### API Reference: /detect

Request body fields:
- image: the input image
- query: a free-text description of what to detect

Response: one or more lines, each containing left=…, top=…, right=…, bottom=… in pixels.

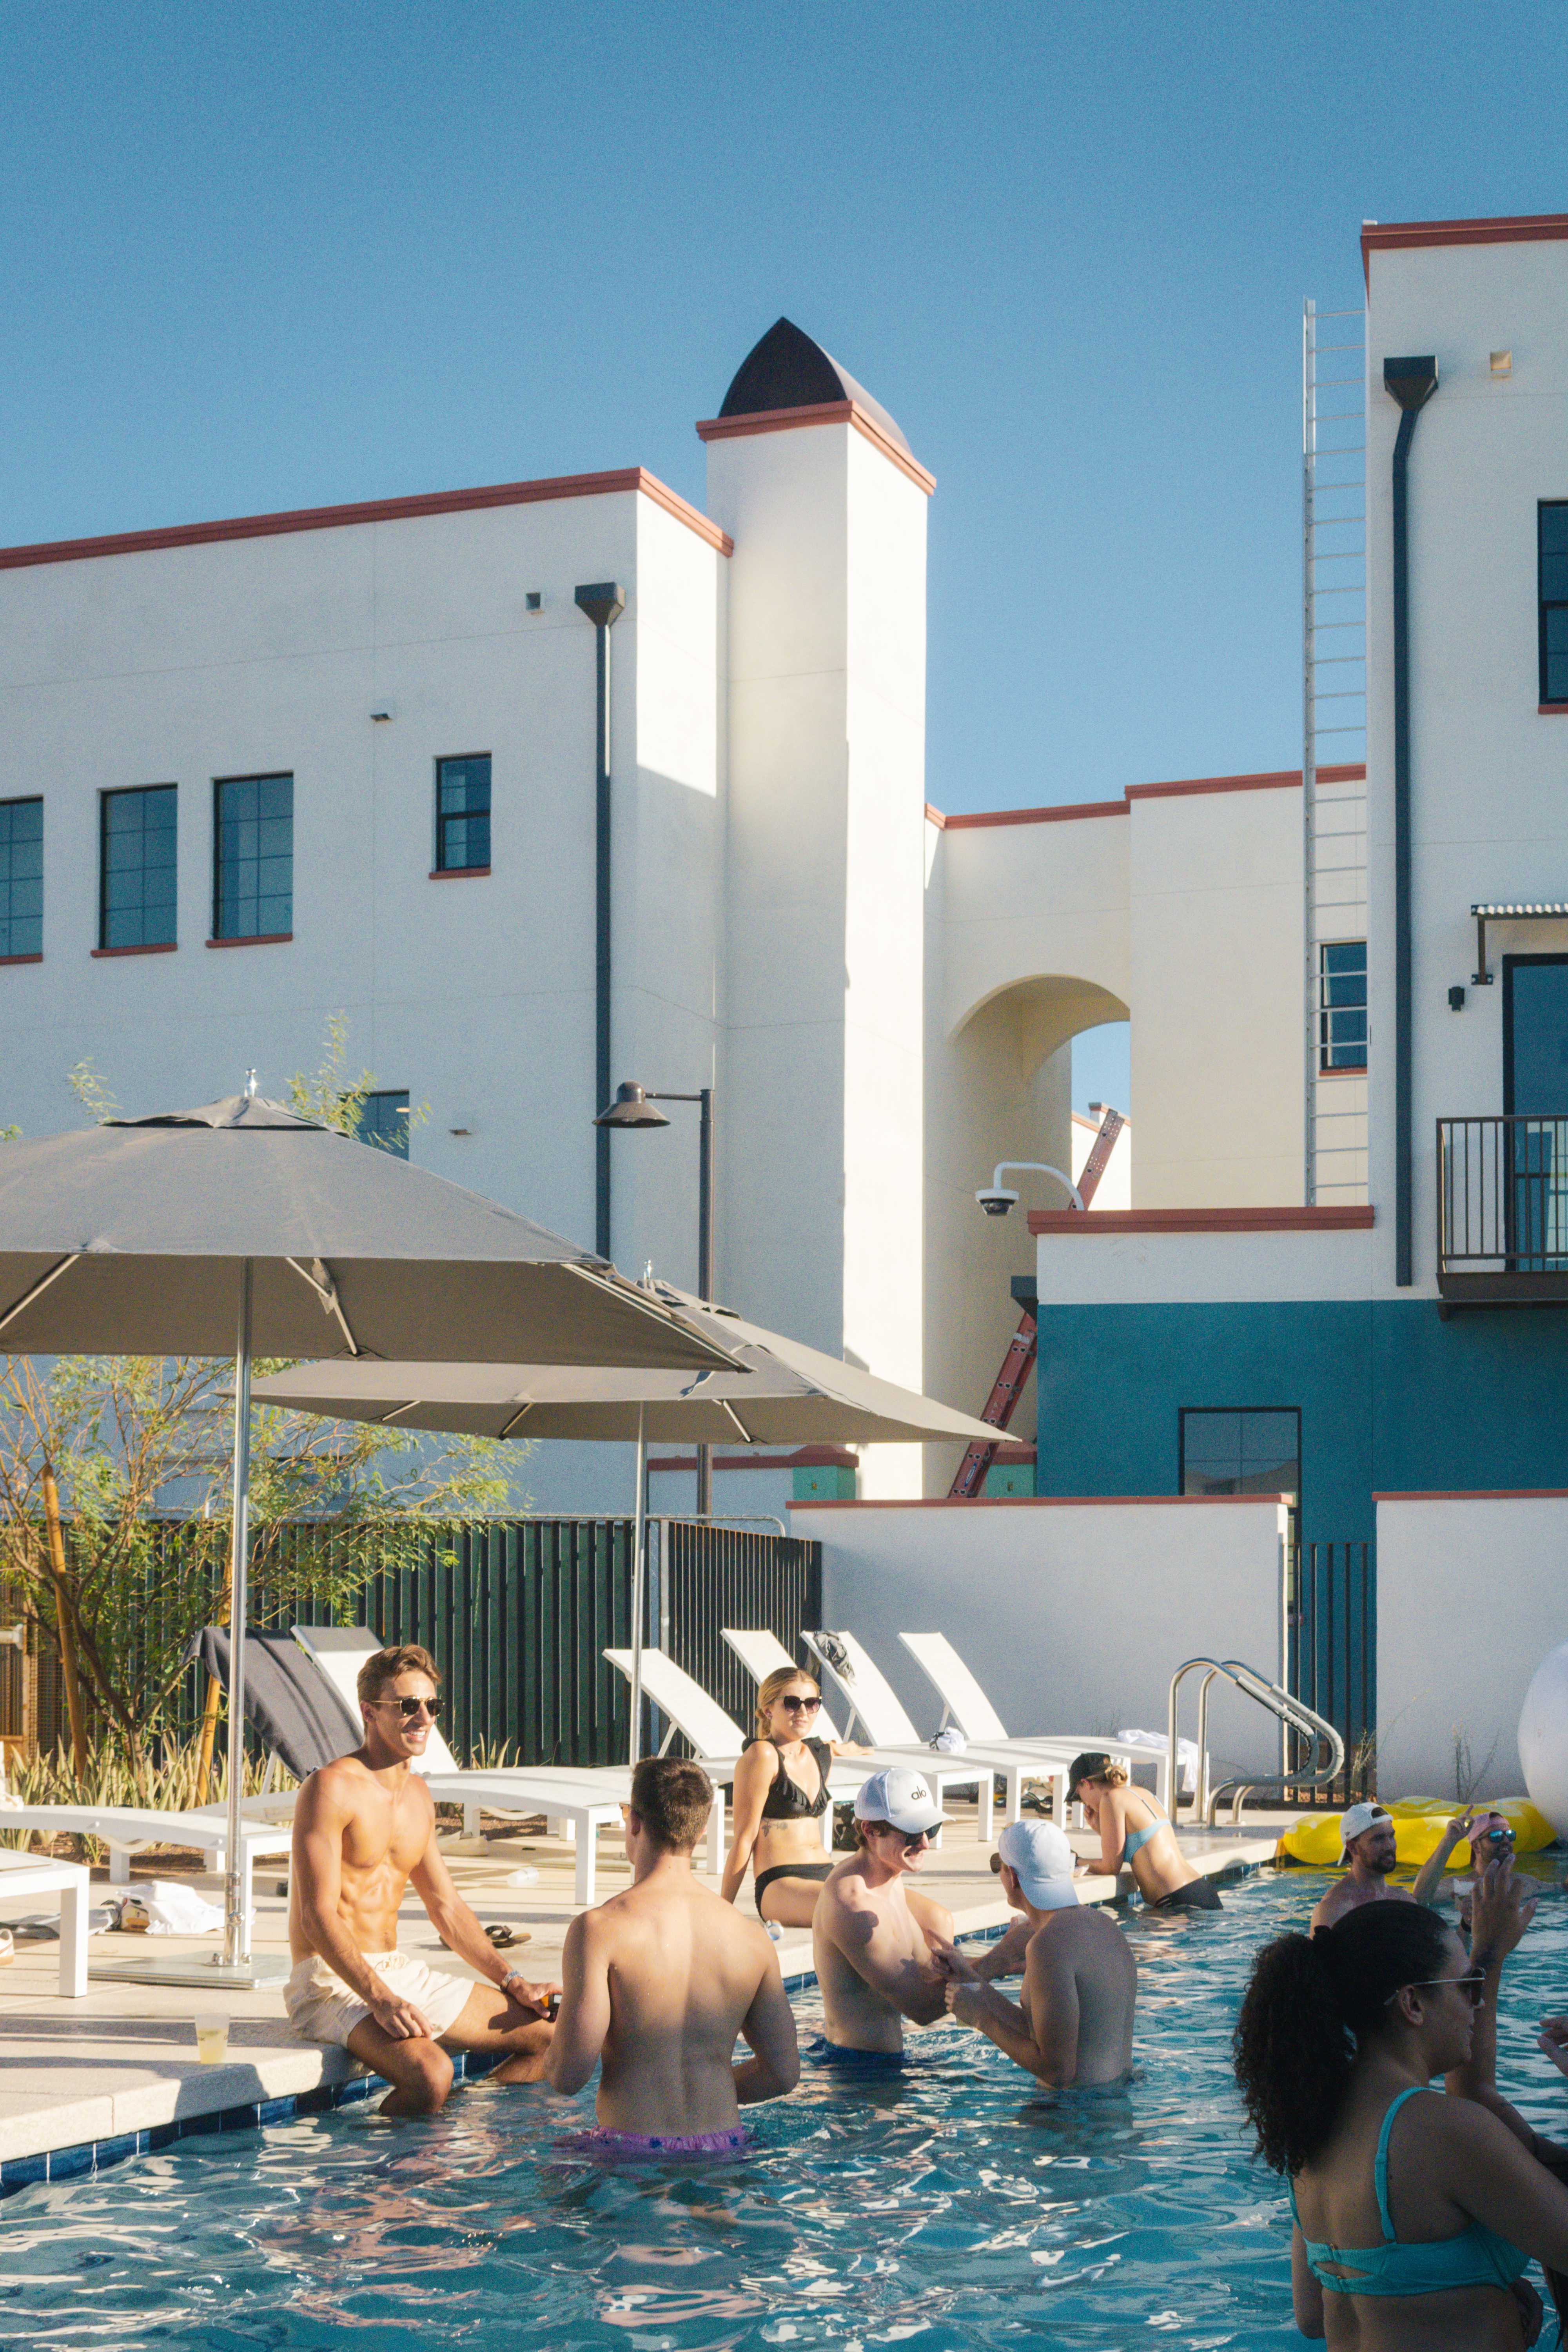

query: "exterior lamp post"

left=593, top=1080, right=716, bottom=1513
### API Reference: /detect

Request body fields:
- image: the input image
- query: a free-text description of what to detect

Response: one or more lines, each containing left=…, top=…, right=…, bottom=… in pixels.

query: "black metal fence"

left=1286, top=1539, right=1374, bottom=1806
left=2, top=1517, right=823, bottom=1771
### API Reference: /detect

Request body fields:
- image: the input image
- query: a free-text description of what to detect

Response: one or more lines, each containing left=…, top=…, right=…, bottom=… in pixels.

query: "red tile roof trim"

left=924, top=763, right=1363, bottom=832
left=1027, top=1205, right=1374, bottom=1235
left=696, top=402, right=936, bottom=495
left=789, top=1493, right=1291, bottom=1510
left=0, top=466, right=733, bottom=572
left=1363, top=212, right=1568, bottom=286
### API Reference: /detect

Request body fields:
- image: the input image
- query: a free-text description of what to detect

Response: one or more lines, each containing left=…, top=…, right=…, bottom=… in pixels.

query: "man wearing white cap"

left=925, top=1822, right=1136, bottom=2086
left=1308, top=1800, right=1411, bottom=1931
left=812, top=1768, right=955, bottom=2056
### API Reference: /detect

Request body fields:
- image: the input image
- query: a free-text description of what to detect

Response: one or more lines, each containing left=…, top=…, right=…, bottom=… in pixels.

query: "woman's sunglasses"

left=779, top=1695, right=821, bottom=1714
left=1389, top=1971, right=1486, bottom=2009
left=370, top=1695, right=443, bottom=1722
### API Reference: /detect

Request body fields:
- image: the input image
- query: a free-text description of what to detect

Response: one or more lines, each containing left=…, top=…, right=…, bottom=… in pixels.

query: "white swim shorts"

left=285, top=1947, right=475, bottom=2050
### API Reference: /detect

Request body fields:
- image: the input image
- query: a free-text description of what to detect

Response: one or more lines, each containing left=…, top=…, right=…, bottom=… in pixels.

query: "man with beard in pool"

left=1310, top=1800, right=1481, bottom=1932
left=288, top=1644, right=559, bottom=2117
left=811, top=1769, right=955, bottom=2059
left=545, top=1755, right=800, bottom=2156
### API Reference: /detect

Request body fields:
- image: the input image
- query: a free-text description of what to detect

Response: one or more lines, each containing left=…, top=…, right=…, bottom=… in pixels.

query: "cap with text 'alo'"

left=854, top=1767, right=945, bottom=1835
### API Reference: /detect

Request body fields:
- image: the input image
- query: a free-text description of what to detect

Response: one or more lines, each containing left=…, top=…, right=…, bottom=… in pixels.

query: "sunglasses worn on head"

left=371, top=1695, right=443, bottom=1721
left=1388, top=1971, right=1486, bottom=2010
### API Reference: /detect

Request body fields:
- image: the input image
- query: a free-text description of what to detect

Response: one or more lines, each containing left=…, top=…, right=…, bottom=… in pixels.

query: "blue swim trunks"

left=803, top=2034, right=907, bottom=2072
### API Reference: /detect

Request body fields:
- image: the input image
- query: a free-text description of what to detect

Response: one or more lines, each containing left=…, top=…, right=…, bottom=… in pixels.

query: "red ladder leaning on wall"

left=948, top=1108, right=1125, bottom=1499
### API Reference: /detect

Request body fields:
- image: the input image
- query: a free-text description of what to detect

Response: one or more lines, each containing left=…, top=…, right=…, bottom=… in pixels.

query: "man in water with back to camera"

left=1310, top=1800, right=1488, bottom=1932
left=925, top=1820, right=1137, bottom=2086
left=544, top=1755, right=799, bottom=2156
left=288, top=1643, right=559, bottom=2117
left=811, top=1769, right=955, bottom=2060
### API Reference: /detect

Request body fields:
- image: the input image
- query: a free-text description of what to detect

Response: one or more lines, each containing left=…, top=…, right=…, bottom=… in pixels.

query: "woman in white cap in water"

left=1068, top=1750, right=1219, bottom=1912
left=926, top=1820, right=1137, bottom=2085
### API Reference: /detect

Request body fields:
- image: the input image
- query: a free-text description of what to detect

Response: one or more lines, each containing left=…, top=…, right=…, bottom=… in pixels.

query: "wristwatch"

left=499, top=1966, right=530, bottom=1998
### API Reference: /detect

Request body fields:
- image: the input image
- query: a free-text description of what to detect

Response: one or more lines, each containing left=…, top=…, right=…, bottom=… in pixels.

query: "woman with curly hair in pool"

left=1234, top=1884, right=1568, bottom=2346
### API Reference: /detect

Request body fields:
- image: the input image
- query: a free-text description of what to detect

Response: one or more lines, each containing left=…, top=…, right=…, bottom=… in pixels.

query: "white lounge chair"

left=0, top=1805, right=290, bottom=1921
left=291, top=1624, right=634, bottom=1904
left=803, top=1627, right=1073, bottom=1829
left=0, top=1851, right=90, bottom=1996
left=896, top=1630, right=1180, bottom=1812
left=615, top=1644, right=994, bottom=1846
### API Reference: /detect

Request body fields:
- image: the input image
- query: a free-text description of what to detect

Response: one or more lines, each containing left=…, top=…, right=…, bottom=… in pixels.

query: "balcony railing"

left=1437, top=1116, right=1568, bottom=1302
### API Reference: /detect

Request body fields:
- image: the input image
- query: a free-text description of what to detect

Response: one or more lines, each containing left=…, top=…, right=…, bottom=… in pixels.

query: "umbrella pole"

left=629, top=1405, right=646, bottom=1766
left=222, top=1260, right=253, bottom=1969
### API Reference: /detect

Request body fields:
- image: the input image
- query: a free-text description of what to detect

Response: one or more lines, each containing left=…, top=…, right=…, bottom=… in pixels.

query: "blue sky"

left=3, top=3, right=1564, bottom=1111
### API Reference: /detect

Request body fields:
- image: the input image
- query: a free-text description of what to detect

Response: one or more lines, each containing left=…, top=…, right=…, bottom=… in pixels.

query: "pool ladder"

left=1168, top=1657, right=1345, bottom=1828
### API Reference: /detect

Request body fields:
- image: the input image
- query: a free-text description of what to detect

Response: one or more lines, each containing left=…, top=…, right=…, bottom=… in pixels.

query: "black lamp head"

left=593, top=1081, right=670, bottom=1131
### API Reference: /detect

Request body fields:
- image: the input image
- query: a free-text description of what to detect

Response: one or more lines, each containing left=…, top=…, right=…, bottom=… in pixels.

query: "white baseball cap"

left=994, top=1820, right=1080, bottom=1911
left=854, top=1767, right=945, bottom=1836
left=1338, top=1801, right=1392, bottom=1862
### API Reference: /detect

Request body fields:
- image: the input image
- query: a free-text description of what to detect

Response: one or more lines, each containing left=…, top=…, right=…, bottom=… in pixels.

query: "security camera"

left=974, top=1187, right=1019, bottom=1218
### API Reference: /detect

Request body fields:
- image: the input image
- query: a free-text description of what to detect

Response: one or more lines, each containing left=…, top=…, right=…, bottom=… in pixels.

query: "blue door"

left=1504, top=956, right=1568, bottom=1269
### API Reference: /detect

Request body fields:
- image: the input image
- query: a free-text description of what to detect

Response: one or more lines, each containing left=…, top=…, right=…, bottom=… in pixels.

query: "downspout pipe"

left=1383, top=358, right=1438, bottom=1289
left=576, top=582, right=626, bottom=1260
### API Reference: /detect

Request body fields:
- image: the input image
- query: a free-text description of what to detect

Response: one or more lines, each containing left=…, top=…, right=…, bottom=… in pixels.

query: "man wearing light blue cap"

left=926, top=1820, right=1137, bottom=2086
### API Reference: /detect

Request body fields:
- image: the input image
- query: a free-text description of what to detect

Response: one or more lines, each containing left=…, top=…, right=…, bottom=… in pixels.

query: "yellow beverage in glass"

left=195, top=2017, right=230, bottom=2064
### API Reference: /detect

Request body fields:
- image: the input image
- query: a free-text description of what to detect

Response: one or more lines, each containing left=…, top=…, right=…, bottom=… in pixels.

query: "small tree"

left=0, top=1024, right=518, bottom=1793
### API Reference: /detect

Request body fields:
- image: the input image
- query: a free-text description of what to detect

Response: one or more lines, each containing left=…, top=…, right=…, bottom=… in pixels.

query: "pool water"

left=5, top=1867, right=1568, bottom=2350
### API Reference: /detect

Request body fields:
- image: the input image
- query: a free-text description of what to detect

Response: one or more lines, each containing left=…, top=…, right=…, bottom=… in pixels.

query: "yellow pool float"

left=1279, top=1796, right=1556, bottom=1869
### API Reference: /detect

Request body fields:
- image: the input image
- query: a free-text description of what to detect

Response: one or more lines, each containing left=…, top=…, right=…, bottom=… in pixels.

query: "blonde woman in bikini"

left=721, top=1668, right=866, bottom=1928
left=1069, top=1749, right=1220, bottom=1913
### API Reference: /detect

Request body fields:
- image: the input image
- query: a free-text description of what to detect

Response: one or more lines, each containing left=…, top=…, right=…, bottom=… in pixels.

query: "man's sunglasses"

left=370, top=1695, right=443, bottom=1722
left=779, top=1695, right=821, bottom=1714
left=1388, top=1971, right=1486, bottom=2010
left=871, top=1823, right=933, bottom=1851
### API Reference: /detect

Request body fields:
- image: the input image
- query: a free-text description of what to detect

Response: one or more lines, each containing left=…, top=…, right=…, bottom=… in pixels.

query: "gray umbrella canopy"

left=0, top=1093, right=740, bottom=1981
left=0, top=1096, right=739, bottom=1369
left=250, top=1287, right=1002, bottom=1446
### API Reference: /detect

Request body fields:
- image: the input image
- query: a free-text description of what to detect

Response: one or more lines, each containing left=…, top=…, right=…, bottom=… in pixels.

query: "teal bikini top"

left=1289, top=2087, right=1532, bottom=2298
left=1121, top=1812, right=1160, bottom=1860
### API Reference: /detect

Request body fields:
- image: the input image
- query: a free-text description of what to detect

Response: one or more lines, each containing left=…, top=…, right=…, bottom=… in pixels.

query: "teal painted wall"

left=1034, top=1299, right=1568, bottom=1545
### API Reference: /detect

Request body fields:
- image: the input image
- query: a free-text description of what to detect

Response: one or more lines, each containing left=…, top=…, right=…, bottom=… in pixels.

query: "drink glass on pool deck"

left=195, top=2015, right=230, bottom=2065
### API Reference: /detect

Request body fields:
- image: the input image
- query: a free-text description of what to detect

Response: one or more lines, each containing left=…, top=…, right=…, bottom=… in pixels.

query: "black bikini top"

left=744, top=1735, right=833, bottom=1820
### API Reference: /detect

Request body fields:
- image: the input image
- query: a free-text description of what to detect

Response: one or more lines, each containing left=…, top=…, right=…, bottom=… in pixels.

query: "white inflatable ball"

left=1518, top=1641, right=1568, bottom=1839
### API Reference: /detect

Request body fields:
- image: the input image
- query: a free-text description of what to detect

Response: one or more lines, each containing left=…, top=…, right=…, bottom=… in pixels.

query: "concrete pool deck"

left=0, top=1809, right=1288, bottom=2181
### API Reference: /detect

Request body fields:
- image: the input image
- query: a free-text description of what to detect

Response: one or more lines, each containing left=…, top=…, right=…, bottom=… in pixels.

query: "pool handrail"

left=1167, top=1656, right=1345, bottom=1826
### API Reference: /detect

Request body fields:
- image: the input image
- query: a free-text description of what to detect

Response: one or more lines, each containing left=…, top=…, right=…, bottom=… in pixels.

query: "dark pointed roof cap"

left=719, top=319, right=911, bottom=456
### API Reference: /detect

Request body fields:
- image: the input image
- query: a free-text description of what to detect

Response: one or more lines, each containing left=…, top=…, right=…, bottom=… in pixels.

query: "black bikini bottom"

left=755, top=1861, right=836, bottom=1906
left=1152, top=1877, right=1222, bottom=1912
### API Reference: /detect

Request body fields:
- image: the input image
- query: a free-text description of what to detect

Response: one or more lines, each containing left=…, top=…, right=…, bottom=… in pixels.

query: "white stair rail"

left=1168, top=1656, right=1345, bottom=1827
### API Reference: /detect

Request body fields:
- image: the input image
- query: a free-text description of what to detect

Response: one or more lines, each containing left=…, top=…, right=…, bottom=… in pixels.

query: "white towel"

left=122, top=1879, right=227, bottom=1936
left=1116, top=1730, right=1201, bottom=1798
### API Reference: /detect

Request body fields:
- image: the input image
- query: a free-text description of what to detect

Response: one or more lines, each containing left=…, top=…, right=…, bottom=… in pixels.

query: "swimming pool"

left=5, top=1867, right=1568, bottom=2350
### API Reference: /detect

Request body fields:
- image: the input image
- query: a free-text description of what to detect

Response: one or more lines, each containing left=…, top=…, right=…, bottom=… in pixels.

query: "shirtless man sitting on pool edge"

left=812, top=1769, right=955, bottom=2059
left=545, top=1755, right=799, bottom=2155
left=288, top=1643, right=559, bottom=2117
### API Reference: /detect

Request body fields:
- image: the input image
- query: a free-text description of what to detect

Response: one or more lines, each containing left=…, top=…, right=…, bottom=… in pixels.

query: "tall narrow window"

left=214, top=774, right=292, bottom=941
left=435, top=754, right=491, bottom=873
left=1541, top=504, right=1568, bottom=704
left=0, top=798, right=43, bottom=960
left=1319, top=940, right=1368, bottom=1071
left=100, top=785, right=176, bottom=950
left=353, top=1089, right=410, bottom=1157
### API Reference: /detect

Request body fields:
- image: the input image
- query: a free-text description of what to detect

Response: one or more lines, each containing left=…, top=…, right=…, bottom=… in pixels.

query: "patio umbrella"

left=252, top=1282, right=1003, bottom=1758
left=0, top=1089, right=742, bottom=1984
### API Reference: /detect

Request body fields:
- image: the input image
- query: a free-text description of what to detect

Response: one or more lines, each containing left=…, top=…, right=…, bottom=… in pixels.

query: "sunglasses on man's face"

left=371, top=1695, right=443, bottom=1722
left=871, top=1823, right=931, bottom=1852
left=779, top=1695, right=821, bottom=1714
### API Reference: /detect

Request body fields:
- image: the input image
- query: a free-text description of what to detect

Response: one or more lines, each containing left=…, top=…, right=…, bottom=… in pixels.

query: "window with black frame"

left=100, top=785, right=176, bottom=950
left=1540, top=503, right=1568, bottom=704
left=213, top=774, right=292, bottom=942
left=1319, top=940, right=1367, bottom=1070
left=0, top=797, right=43, bottom=959
left=435, top=755, right=491, bottom=873
left=1180, top=1408, right=1301, bottom=1540
left=352, top=1089, right=410, bottom=1158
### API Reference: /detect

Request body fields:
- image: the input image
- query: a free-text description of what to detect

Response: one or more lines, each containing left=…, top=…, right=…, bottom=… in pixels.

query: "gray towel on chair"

left=189, top=1627, right=362, bottom=1780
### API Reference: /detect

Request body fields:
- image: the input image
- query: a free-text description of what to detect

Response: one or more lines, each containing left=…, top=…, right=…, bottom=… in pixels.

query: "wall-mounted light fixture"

left=525, top=591, right=543, bottom=611
left=1448, top=985, right=1466, bottom=1012
left=370, top=703, right=394, bottom=722
left=1490, top=350, right=1512, bottom=377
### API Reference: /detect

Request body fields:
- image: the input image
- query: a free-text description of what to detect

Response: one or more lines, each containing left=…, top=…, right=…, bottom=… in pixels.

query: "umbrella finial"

left=243, top=1070, right=258, bottom=1099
